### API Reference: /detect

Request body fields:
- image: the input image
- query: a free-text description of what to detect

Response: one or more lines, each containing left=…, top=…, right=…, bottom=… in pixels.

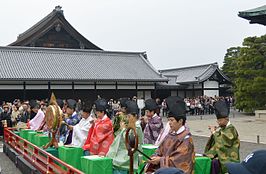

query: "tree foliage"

left=222, top=35, right=266, bottom=112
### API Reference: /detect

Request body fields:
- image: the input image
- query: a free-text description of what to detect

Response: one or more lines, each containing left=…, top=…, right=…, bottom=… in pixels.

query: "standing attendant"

left=143, top=99, right=163, bottom=144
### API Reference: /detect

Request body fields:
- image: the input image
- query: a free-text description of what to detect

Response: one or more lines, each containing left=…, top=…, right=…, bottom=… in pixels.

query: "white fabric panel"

left=0, top=85, right=24, bottom=89
left=74, top=85, right=94, bottom=89
left=138, top=85, right=155, bottom=90
left=26, top=85, right=48, bottom=89
left=50, top=85, right=72, bottom=89
left=117, top=85, right=136, bottom=89
left=96, top=85, right=116, bottom=89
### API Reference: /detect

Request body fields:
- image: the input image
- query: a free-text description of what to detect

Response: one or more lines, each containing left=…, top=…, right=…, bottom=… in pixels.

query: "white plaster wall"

left=204, top=90, right=219, bottom=97
left=203, top=80, right=218, bottom=88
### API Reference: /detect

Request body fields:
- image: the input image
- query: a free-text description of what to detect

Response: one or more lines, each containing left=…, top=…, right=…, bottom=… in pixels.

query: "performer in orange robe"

left=83, top=98, right=114, bottom=156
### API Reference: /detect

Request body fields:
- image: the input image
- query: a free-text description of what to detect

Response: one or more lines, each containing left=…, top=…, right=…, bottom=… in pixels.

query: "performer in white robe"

left=29, top=102, right=45, bottom=130
left=68, top=101, right=94, bottom=147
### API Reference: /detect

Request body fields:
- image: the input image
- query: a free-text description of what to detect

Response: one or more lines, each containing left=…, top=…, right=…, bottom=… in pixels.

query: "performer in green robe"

left=113, top=98, right=129, bottom=136
left=204, top=100, right=240, bottom=174
left=107, top=100, right=143, bottom=174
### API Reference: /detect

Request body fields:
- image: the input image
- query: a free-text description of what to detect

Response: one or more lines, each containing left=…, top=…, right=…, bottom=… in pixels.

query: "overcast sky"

left=0, top=1, right=265, bottom=70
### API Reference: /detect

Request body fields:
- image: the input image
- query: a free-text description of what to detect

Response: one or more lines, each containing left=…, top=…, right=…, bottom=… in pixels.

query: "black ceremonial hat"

left=126, top=100, right=139, bottom=115
left=82, top=101, right=92, bottom=113
left=56, top=99, right=64, bottom=109
left=214, top=100, right=229, bottom=119
left=166, top=96, right=186, bottom=120
left=119, top=98, right=130, bottom=108
left=94, top=98, right=108, bottom=111
left=66, top=99, right=76, bottom=110
left=29, top=100, right=40, bottom=109
left=144, top=99, right=158, bottom=111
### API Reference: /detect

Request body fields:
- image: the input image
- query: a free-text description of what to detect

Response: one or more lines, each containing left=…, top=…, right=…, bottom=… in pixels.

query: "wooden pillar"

left=115, top=82, right=118, bottom=99
left=135, top=82, right=138, bottom=97
left=201, top=83, right=204, bottom=96
left=154, top=82, right=157, bottom=99
left=94, top=82, right=97, bottom=100
left=23, top=82, right=26, bottom=100
left=192, top=84, right=195, bottom=97
left=72, top=82, right=75, bottom=99
left=48, top=81, right=51, bottom=98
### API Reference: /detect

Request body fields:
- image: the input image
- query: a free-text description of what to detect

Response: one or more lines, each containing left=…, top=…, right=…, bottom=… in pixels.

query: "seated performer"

left=68, top=101, right=94, bottom=147
left=28, top=101, right=45, bottom=130
left=107, top=100, right=143, bottom=174
left=60, top=99, right=80, bottom=144
left=204, top=100, right=240, bottom=174
left=143, top=99, right=163, bottom=144
left=147, top=96, right=194, bottom=174
left=83, top=98, right=114, bottom=156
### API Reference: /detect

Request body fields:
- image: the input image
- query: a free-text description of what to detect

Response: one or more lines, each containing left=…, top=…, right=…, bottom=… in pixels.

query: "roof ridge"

left=159, top=62, right=218, bottom=72
left=0, top=46, right=146, bottom=56
left=16, top=7, right=60, bottom=41
left=197, top=64, right=217, bottom=80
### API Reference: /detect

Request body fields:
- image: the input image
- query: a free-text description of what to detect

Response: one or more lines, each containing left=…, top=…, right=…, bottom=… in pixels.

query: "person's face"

left=96, top=111, right=104, bottom=118
left=3, top=107, right=9, bottom=112
left=22, top=104, right=28, bottom=110
left=66, top=107, right=74, bottom=115
left=145, top=110, right=154, bottom=118
left=81, top=111, right=90, bottom=119
left=168, top=117, right=183, bottom=132
left=32, top=108, right=39, bottom=113
left=216, top=117, right=228, bottom=127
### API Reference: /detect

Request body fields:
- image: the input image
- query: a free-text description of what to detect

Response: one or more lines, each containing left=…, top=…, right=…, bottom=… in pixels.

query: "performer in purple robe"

left=143, top=99, right=163, bottom=144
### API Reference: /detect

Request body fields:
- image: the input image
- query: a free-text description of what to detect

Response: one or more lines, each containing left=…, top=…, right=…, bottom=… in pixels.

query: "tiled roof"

left=159, top=63, right=230, bottom=84
left=9, top=6, right=102, bottom=50
left=0, top=46, right=167, bottom=82
left=238, top=5, right=266, bottom=25
left=239, top=5, right=266, bottom=17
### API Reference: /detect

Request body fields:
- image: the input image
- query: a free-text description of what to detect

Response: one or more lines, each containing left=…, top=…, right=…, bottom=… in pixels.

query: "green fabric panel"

left=141, top=144, right=158, bottom=161
left=45, top=147, right=59, bottom=158
left=33, top=135, right=50, bottom=147
left=80, top=156, right=112, bottom=174
left=19, top=129, right=35, bottom=140
left=13, top=131, right=20, bottom=136
left=27, top=132, right=37, bottom=143
left=58, top=146, right=83, bottom=170
left=194, top=157, right=211, bottom=174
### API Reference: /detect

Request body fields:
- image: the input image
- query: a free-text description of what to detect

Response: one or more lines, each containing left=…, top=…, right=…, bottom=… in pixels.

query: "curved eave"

left=0, top=78, right=168, bottom=82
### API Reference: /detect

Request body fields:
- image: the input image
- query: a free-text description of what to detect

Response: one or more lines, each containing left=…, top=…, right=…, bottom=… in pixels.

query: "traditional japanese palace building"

left=238, top=5, right=266, bottom=25
left=157, top=63, right=231, bottom=99
left=0, top=6, right=230, bottom=101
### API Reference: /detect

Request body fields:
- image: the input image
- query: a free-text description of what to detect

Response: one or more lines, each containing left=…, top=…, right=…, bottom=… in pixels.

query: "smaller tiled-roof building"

left=157, top=63, right=231, bottom=99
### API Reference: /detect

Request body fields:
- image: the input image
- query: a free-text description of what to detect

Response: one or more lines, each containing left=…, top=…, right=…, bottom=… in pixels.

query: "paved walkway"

left=162, top=109, right=266, bottom=144
left=187, top=109, right=266, bottom=144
